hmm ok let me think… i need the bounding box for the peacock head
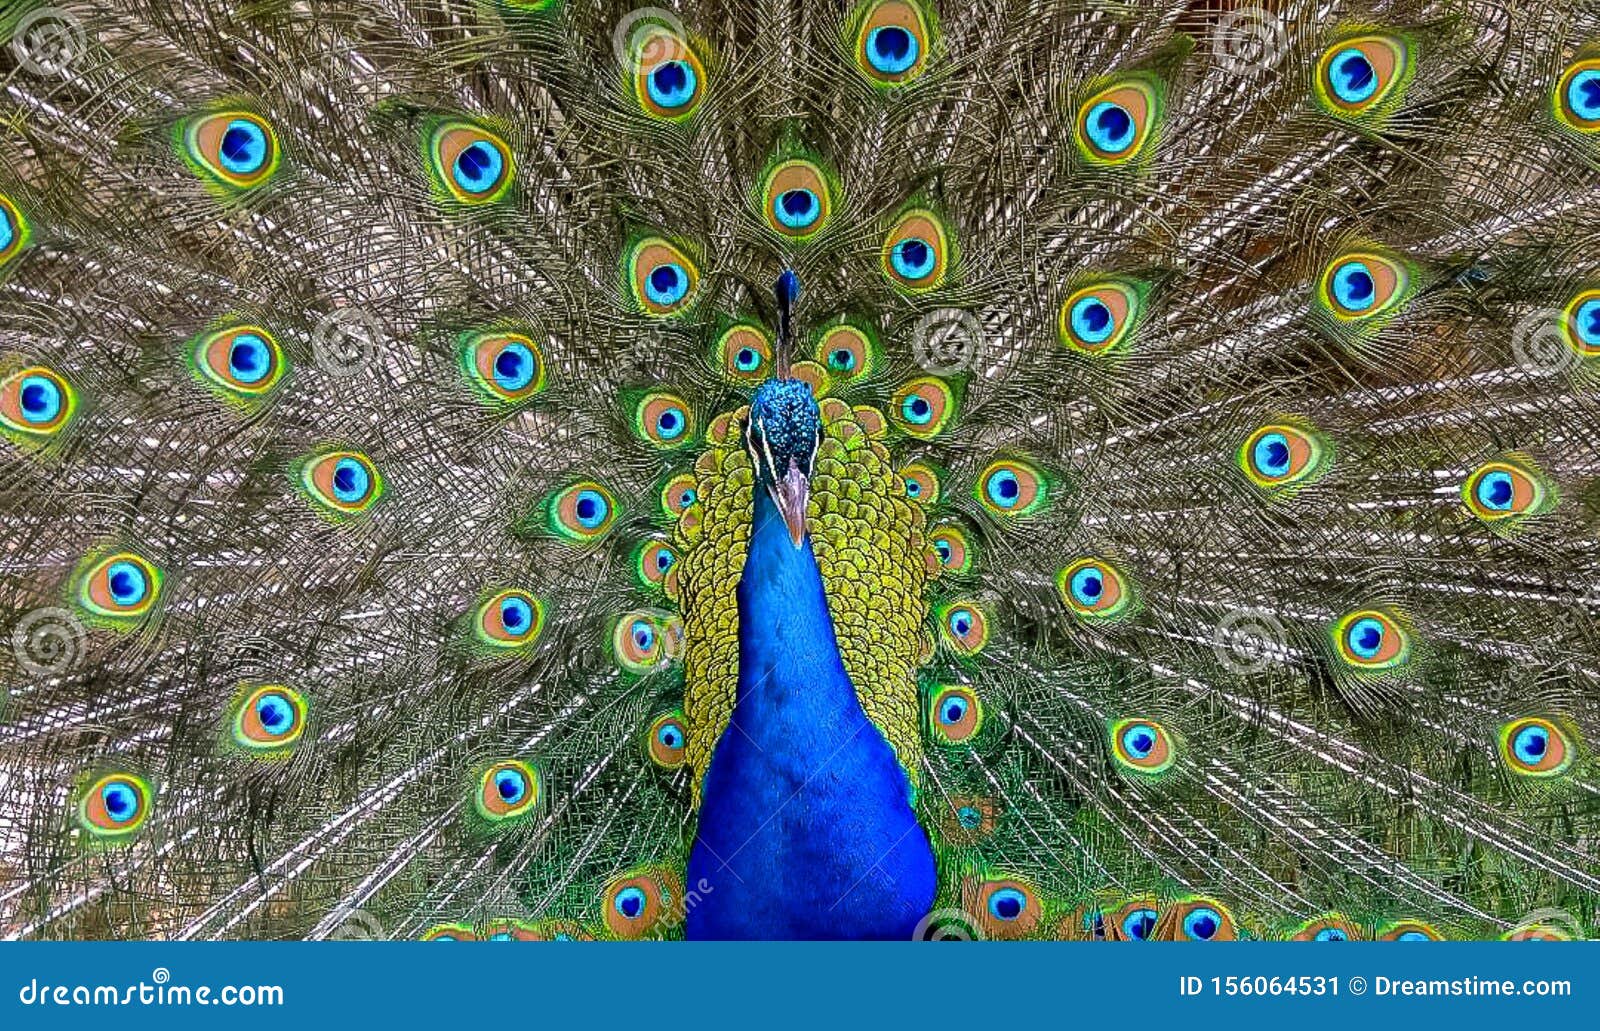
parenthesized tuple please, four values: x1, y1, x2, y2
(746, 377, 820, 547)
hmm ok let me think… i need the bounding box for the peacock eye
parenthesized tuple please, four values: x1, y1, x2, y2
(193, 326, 286, 399)
(964, 877, 1041, 939)
(881, 209, 950, 290)
(1318, 252, 1410, 320)
(428, 122, 513, 204)
(1556, 58, 1600, 131)
(928, 526, 971, 575)
(76, 552, 162, 621)
(613, 611, 670, 672)
(975, 458, 1047, 517)
(602, 868, 681, 939)
(1461, 459, 1550, 523)
(1238, 422, 1329, 494)
(461, 332, 546, 403)
(183, 111, 278, 190)
(476, 760, 540, 822)
(1330, 608, 1409, 670)
(547, 481, 618, 541)
(899, 462, 941, 504)
(474, 589, 544, 649)
(661, 474, 698, 517)
(1059, 281, 1141, 355)
(814, 324, 876, 382)
(1057, 558, 1133, 620)
(628, 238, 700, 317)
(1171, 898, 1235, 941)
(635, 392, 695, 448)
(1075, 79, 1160, 164)
(635, 539, 679, 591)
(716, 324, 772, 384)
(889, 377, 955, 437)
(1119, 905, 1159, 941)
(1109, 717, 1174, 774)
(1379, 921, 1442, 941)
(0, 192, 29, 268)
(78, 773, 152, 838)
(632, 27, 705, 119)
(927, 684, 982, 743)
(853, 0, 932, 84)
(233, 685, 308, 750)
(1497, 718, 1575, 777)
(647, 710, 687, 768)
(938, 602, 989, 654)
(0, 365, 77, 438)
(763, 160, 831, 239)
(299, 451, 384, 516)
(1293, 915, 1361, 941)
(1315, 35, 1409, 117)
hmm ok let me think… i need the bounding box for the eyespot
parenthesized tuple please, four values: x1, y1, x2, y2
(975, 458, 1047, 517)
(762, 159, 832, 239)
(881, 209, 949, 291)
(232, 685, 307, 751)
(1238, 422, 1329, 493)
(182, 111, 279, 190)
(0, 193, 31, 268)
(76, 552, 162, 622)
(1556, 57, 1600, 131)
(613, 611, 668, 673)
(1109, 717, 1173, 775)
(1379, 921, 1442, 941)
(814, 324, 876, 382)
(1057, 558, 1133, 621)
(661, 474, 698, 518)
(647, 710, 687, 769)
(474, 589, 545, 649)
(429, 122, 513, 204)
(0, 365, 77, 438)
(547, 481, 618, 542)
(192, 326, 286, 399)
(627, 237, 700, 317)
(1076, 79, 1160, 164)
(940, 794, 996, 845)
(938, 602, 989, 655)
(631, 26, 705, 119)
(602, 867, 681, 939)
(853, 0, 932, 85)
(298, 451, 384, 516)
(475, 760, 540, 822)
(1315, 36, 1410, 117)
(960, 877, 1041, 939)
(1498, 717, 1575, 777)
(1293, 916, 1361, 942)
(1058, 281, 1141, 355)
(716, 324, 772, 384)
(1169, 898, 1235, 941)
(635, 539, 679, 593)
(635, 392, 695, 448)
(1561, 289, 1600, 357)
(899, 463, 941, 504)
(889, 376, 955, 437)
(927, 684, 982, 743)
(513, 920, 594, 942)
(461, 332, 546, 403)
(1318, 252, 1410, 320)
(1113, 901, 1160, 941)
(1330, 609, 1410, 670)
(1462, 458, 1551, 523)
(78, 773, 151, 838)
(929, 526, 972, 575)
(421, 924, 476, 941)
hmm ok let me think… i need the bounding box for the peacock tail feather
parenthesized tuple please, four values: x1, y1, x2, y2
(0, 0, 1598, 941)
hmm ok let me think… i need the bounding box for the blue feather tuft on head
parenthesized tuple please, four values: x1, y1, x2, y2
(750, 379, 819, 474)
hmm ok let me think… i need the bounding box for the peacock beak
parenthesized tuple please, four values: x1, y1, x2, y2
(770, 461, 811, 548)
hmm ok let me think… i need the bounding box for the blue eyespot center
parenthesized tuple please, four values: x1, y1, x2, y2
(1395, 931, 1431, 942)
(1183, 907, 1221, 940)
(934, 539, 951, 561)
(775, 188, 820, 230)
(500, 596, 532, 634)
(1476, 470, 1514, 511)
(1086, 101, 1136, 153)
(219, 119, 268, 175)
(734, 347, 761, 372)
(1071, 297, 1114, 344)
(1575, 299, 1600, 346)
(1253, 433, 1292, 477)
(1122, 909, 1157, 940)
(454, 140, 505, 194)
(891, 238, 936, 280)
(106, 561, 148, 607)
(332, 458, 371, 504)
(901, 394, 933, 424)
(1070, 567, 1104, 605)
(648, 60, 697, 109)
(1121, 724, 1157, 759)
(256, 693, 294, 734)
(632, 619, 656, 651)
(18, 375, 62, 423)
(988, 888, 1027, 921)
(956, 805, 982, 830)
(615, 886, 647, 918)
(492, 342, 535, 392)
(1331, 261, 1376, 312)
(905, 478, 922, 497)
(1330, 48, 1377, 103)
(1314, 927, 1349, 941)
(574, 489, 609, 528)
(493, 768, 526, 805)
(102, 782, 139, 823)
(829, 348, 856, 371)
(657, 723, 683, 749)
(940, 696, 968, 725)
(646, 263, 689, 306)
(656, 407, 685, 440)
(949, 611, 972, 637)
(679, 488, 696, 507)
(1567, 69, 1600, 120)
(1512, 725, 1549, 765)
(866, 26, 918, 75)
(228, 333, 271, 384)
(655, 550, 674, 572)
(0, 205, 13, 252)
(986, 470, 1020, 508)
(1347, 617, 1385, 659)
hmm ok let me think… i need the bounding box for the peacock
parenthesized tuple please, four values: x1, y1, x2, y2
(1, 0, 1599, 943)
